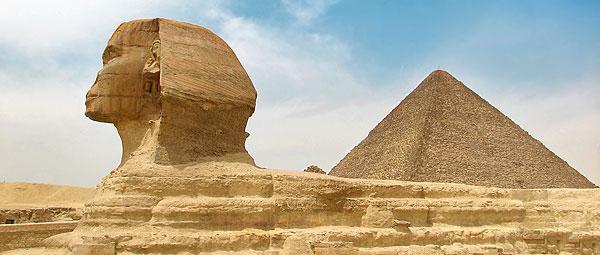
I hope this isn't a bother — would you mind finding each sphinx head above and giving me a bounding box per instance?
[85,20,161,122]
[85,19,257,165]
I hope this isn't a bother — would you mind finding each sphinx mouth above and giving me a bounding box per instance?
[85,95,98,105]
[84,110,113,123]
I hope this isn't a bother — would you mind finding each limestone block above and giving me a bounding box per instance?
[392,206,429,226]
[281,235,314,255]
[564,240,581,253]
[72,243,115,255]
[429,206,525,226]
[313,247,358,255]
[313,241,358,255]
[361,206,394,228]
[481,245,501,255]
[590,210,600,226]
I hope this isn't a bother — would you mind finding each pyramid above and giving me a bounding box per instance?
[330,70,596,188]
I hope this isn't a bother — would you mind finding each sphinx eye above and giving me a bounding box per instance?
[102,46,120,64]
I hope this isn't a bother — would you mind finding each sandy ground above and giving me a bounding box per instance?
[0,182,94,209]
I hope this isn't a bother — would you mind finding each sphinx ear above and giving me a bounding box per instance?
[142,40,161,97]
[143,40,161,75]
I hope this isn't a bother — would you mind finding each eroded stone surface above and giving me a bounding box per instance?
[44,160,599,255]
[85,18,256,166]
[281,235,314,255]
[72,244,114,255]
[0,208,81,224]
[0,222,78,252]
[303,165,326,174]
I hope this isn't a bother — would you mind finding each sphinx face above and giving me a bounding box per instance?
[85,25,158,123]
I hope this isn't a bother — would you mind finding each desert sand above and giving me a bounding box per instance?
[0,183,94,252]
[0,183,94,209]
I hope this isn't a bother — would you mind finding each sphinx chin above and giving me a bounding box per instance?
[84,95,116,123]
[84,110,111,123]
[84,106,124,124]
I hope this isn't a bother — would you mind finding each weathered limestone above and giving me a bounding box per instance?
[0,222,78,252]
[281,235,314,255]
[304,165,326,174]
[46,168,600,254]
[0,207,81,224]
[330,70,596,189]
[3,18,598,255]
[84,18,256,166]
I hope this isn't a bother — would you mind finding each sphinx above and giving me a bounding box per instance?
[84,18,257,166]
[38,19,599,255]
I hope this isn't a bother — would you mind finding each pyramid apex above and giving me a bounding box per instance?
[425,69,458,82]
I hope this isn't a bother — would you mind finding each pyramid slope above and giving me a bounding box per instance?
[330,70,596,189]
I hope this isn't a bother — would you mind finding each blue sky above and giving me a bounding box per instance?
[234,0,600,85]
[0,0,598,186]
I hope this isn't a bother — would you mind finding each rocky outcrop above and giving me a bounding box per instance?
[0,222,78,252]
[304,165,326,174]
[330,70,596,189]
[0,208,82,224]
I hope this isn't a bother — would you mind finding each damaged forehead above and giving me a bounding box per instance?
[108,19,159,47]
[103,18,257,108]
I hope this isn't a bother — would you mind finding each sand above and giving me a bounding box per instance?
[0,182,94,209]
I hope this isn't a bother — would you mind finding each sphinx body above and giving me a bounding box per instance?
[33,19,600,255]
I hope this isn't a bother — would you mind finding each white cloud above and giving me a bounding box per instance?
[0,1,163,56]
[0,77,121,187]
[196,7,418,172]
[489,80,600,186]
[0,0,183,186]
[280,0,338,25]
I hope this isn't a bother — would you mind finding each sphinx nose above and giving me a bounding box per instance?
[93,72,100,85]
[87,77,100,96]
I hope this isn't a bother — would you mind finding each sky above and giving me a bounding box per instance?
[0,0,598,187]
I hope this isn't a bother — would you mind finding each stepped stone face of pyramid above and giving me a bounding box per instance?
[330,70,596,189]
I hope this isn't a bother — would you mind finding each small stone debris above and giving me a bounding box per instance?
[393,220,411,228]
[304,165,326,174]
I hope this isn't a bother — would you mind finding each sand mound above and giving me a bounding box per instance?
[0,182,94,209]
